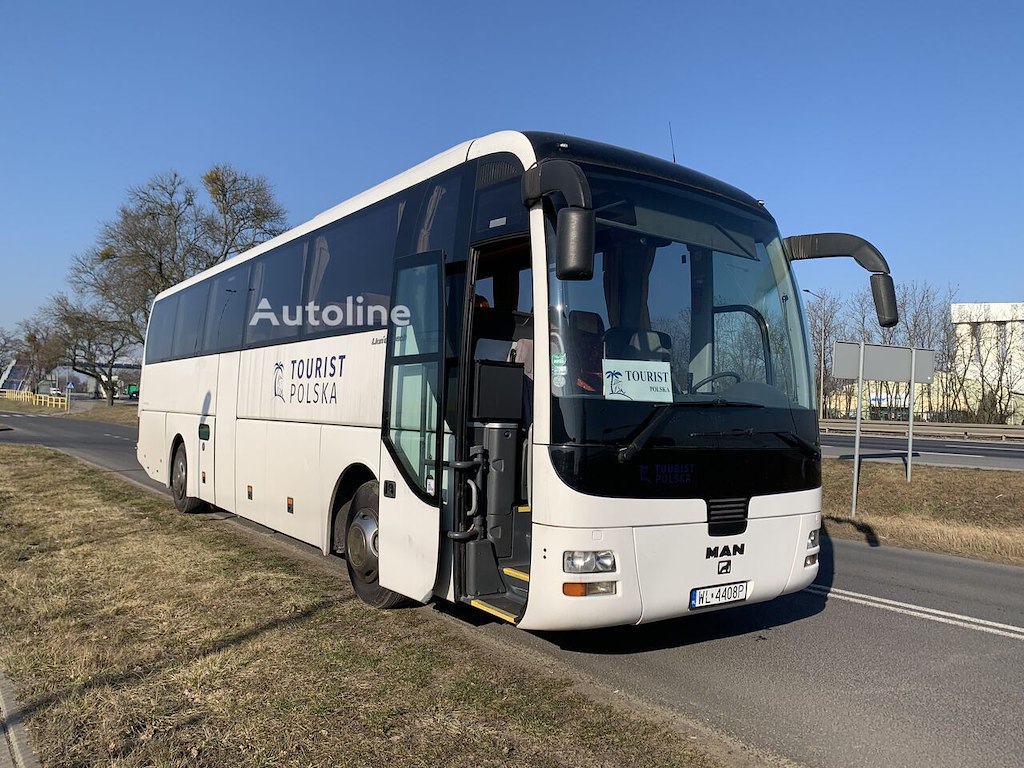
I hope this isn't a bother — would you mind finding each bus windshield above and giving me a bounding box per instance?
[547,166,815,450]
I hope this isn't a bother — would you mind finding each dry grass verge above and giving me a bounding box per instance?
[67,402,139,428]
[0,445,720,768]
[822,459,1024,565]
[1,400,138,428]
[0,400,58,415]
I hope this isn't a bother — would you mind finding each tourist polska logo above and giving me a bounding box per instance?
[250,295,411,405]
[273,354,348,405]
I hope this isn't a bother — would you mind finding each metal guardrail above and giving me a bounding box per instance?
[0,389,69,409]
[820,418,1024,442]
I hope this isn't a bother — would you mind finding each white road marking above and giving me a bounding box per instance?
[807,585,1024,640]
[103,433,132,441]
[920,452,984,458]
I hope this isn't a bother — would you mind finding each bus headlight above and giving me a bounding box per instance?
[563,550,616,573]
[808,529,820,549]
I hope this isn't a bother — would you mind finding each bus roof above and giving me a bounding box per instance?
[153,130,768,303]
[523,131,765,211]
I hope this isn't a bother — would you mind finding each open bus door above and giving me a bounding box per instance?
[377,250,446,602]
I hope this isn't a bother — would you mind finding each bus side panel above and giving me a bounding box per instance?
[214,351,241,513]
[137,408,167,484]
[198,416,215,505]
[318,424,385,554]
[235,419,268,527]
[143,356,219,417]
[236,333,386,427]
[265,421,322,546]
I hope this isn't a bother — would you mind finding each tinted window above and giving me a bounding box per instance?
[414,171,463,258]
[305,198,400,335]
[145,294,179,364]
[473,177,527,240]
[203,264,251,353]
[172,282,210,359]
[245,239,308,347]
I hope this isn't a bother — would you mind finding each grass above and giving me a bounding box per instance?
[0,399,139,427]
[0,444,721,768]
[0,399,56,415]
[822,458,1024,565]
[67,401,139,427]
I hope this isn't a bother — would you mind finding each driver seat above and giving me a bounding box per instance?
[604,327,672,362]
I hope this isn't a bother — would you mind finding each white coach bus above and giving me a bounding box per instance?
[138,132,898,630]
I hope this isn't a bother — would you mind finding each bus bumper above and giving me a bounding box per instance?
[517,505,821,632]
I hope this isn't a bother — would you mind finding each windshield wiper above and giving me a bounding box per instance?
[617,399,764,463]
[688,428,821,460]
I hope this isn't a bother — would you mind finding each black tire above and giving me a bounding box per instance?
[344,481,407,609]
[170,442,203,514]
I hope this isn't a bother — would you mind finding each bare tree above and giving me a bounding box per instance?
[803,289,849,417]
[69,166,286,346]
[0,327,21,366]
[47,295,137,406]
[15,316,63,391]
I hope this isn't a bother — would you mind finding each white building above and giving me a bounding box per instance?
[950,302,1024,422]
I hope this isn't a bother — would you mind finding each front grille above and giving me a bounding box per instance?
[707,497,749,537]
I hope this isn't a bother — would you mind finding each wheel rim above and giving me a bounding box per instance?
[346,508,379,583]
[172,450,186,499]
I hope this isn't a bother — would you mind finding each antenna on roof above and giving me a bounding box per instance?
[668,122,677,163]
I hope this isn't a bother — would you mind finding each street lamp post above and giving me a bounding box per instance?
[803,289,826,420]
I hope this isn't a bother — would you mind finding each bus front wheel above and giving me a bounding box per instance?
[171,442,203,514]
[345,481,407,609]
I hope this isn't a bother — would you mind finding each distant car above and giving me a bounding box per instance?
[49,387,61,396]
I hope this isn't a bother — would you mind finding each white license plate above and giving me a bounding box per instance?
[689,581,749,609]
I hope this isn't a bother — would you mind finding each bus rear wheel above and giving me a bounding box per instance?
[344,481,407,609]
[171,442,203,514]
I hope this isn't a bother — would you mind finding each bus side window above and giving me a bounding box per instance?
[171,282,210,360]
[305,199,400,335]
[245,239,308,347]
[145,294,179,364]
[203,264,250,354]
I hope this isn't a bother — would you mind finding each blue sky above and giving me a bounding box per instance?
[2,1,1021,330]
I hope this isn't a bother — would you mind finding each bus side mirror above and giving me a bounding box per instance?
[784,233,900,328]
[523,159,595,281]
[871,273,899,328]
[556,207,595,280]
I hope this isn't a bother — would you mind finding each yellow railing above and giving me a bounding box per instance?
[0,389,69,409]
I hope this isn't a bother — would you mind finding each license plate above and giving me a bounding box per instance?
[689,581,749,609]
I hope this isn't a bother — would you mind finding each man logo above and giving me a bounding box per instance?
[718,560,732,575]
[706,544,744,559]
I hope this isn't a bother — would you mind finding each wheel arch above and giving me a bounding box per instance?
[328,463,377,554]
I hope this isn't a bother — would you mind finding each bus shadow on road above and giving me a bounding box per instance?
[537,533,837,654]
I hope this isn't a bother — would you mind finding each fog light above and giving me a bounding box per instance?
[808,528,820,549]
[563,581,617,597]
[804,553,818,567]
[563,550,616,573]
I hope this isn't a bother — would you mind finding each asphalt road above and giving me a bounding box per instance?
[821,433,1024,471]
[3,410,1023,767]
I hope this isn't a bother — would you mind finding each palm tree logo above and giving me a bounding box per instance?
[273,362,285,401]
[605,369,629,398]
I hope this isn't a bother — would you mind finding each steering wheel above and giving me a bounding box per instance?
[690,371,741,392]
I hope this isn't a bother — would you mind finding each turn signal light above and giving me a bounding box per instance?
[562,581,617,597]
[804,554,818,567]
